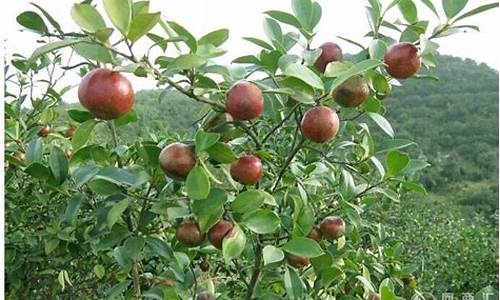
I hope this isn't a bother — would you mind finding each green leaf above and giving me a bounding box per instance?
[206,142,237,164]
[167,21,197,52]
[73,165,101,188]
[26,138,43,165]
[282,237,324,258]
[380,286,397,300]
[263,245,284,265]
[93,265,105,279]
[185,165,210,200]
[375,139,416,154]
[474,286,498,300]
[284,64,324,90]
[97,167,150,187]
[145,237,174,259]
[67,109,93,123]
[28,39,86,64]
[263,18,283,44]
[30,3,62,33]
[132,1,150,16]
[264,10,303,29]
[115,110,139,126]
[386,150,410,177]
[103,0,132,35]
[243,209,280,234]
[284,266,305,299]
[292,0,313,30]
[442,0,468,19]
[62,194,85,223]
[242,37,274,50]
[70,4,106,33]
[169,54,206,70]
[107,281,131,299]
[327,59,384,92]
[17,11,47,33]
[192,188,226,232]
[367,112,394,137]
[399,0,418,24]
[402,159,430,175]
[74,43,115,64]
[45,239,59,255]
[128,12,161,43]
[195,129,220,153]
[310,2,322,30]
[356,275,376,293]
[222,224,246,260]
[368,39,387,60]
[230,190,266,214]
[49,146,69,184]
[454,2,499,22]
[419,0,440,17]
[24,162,50,179]
[199,29,229,46]
[72,119,97,150]
[107,198,132,228]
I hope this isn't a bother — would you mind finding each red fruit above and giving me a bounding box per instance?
[12,152,26,162]
[158,143,196,180]
[65,125,76,138]
[225,81,264,120]
[230,155,263,185]
[308,227,322,243]
[301,106,340,143]
[199,261,210,272]
[176,222,205,247]
[320,216,345,240]
[286,253,310,268]
[333,75,370,107]
[78,68,134,120]
[314,42,343,73]
[38,124,51,137]
[384,42,421,79]
[196,292,216,300]
[208,220,234,249]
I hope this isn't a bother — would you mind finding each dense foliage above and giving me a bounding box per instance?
[4,0,498,300]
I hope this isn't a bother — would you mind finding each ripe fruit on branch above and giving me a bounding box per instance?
[314,42,343,73]
[230,155,263,185]
[301,106,340,143]
[158,143,196,180]
[208,220,234,249]
[78,68,134,120]
[286,253,310,268]
[320,216,345,240]
[176,221,205,247]
[308,227,322,243]
[333,75,370,107]
[199,261,210,272]
[38,124,51,137]
[225,81,264,120]
[196,292,216,300]
[384,42,421,79]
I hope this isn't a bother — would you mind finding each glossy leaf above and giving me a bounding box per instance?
[206,142,237,164]
[72,119,97,150]
[195,129,220,153]
[26,138,43,165]
[282,237,324,257]
[264,10,302,29]
[198,29,229,46]
[398,0,418,24]
[71,4,106,33]
[454,2,499,22]
[49,146,69,184]
[263,245,284,265]
[128,12,161,43]
[243,209,280,234]
[443,0,468,19]
[169,54,206,70]
[107,198,132,228]
[17,11,47,33]
[367,112,394,137]
[222,224,246,260]
[167,21,197,52]
[103,0,132,35]
[386,150,410,177]
[284,64,324,90]
[230,190,266,214]
[185,165,210,200]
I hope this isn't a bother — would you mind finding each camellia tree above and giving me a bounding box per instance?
[5,0,498,299]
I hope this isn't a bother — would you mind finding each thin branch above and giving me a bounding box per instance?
[262,104,300,145]
[234,121,262,149]
[270,137,305,192]
[245,238,263,300]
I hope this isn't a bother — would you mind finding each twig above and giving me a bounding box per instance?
[234,121,262,149]
[262,104,300,145]
[271,138,305,192]
[245,238,263,300]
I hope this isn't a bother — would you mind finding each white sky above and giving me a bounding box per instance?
[1,0,499,101]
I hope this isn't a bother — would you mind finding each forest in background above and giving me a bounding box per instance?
[59,54,499,295]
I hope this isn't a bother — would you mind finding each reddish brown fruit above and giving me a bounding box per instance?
[308,227,322,243]
[230,155,263,185]
[402,276,416,286]
[158,143,196,180]
[199,261,210,272]
[314,42,343,73]
[38,124,51,137]
[225,81,264,120]
[384,42,421,79]
[333,75,370,107]
[78,68,134,120]
[65,125,76,138]
[320,216,346,240]
[12,152,26,162]
[208,220,234,249]
[286,253,310,268]
[196,292,216,300]
[176,222,205,247]
[301,106,340,143]
[373,293,381,300]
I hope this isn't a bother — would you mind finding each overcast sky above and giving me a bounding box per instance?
[2,0,498,100]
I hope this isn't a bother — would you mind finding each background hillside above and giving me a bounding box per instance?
[60,54,499,294]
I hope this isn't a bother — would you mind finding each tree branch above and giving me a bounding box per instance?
[245,238,263,300]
